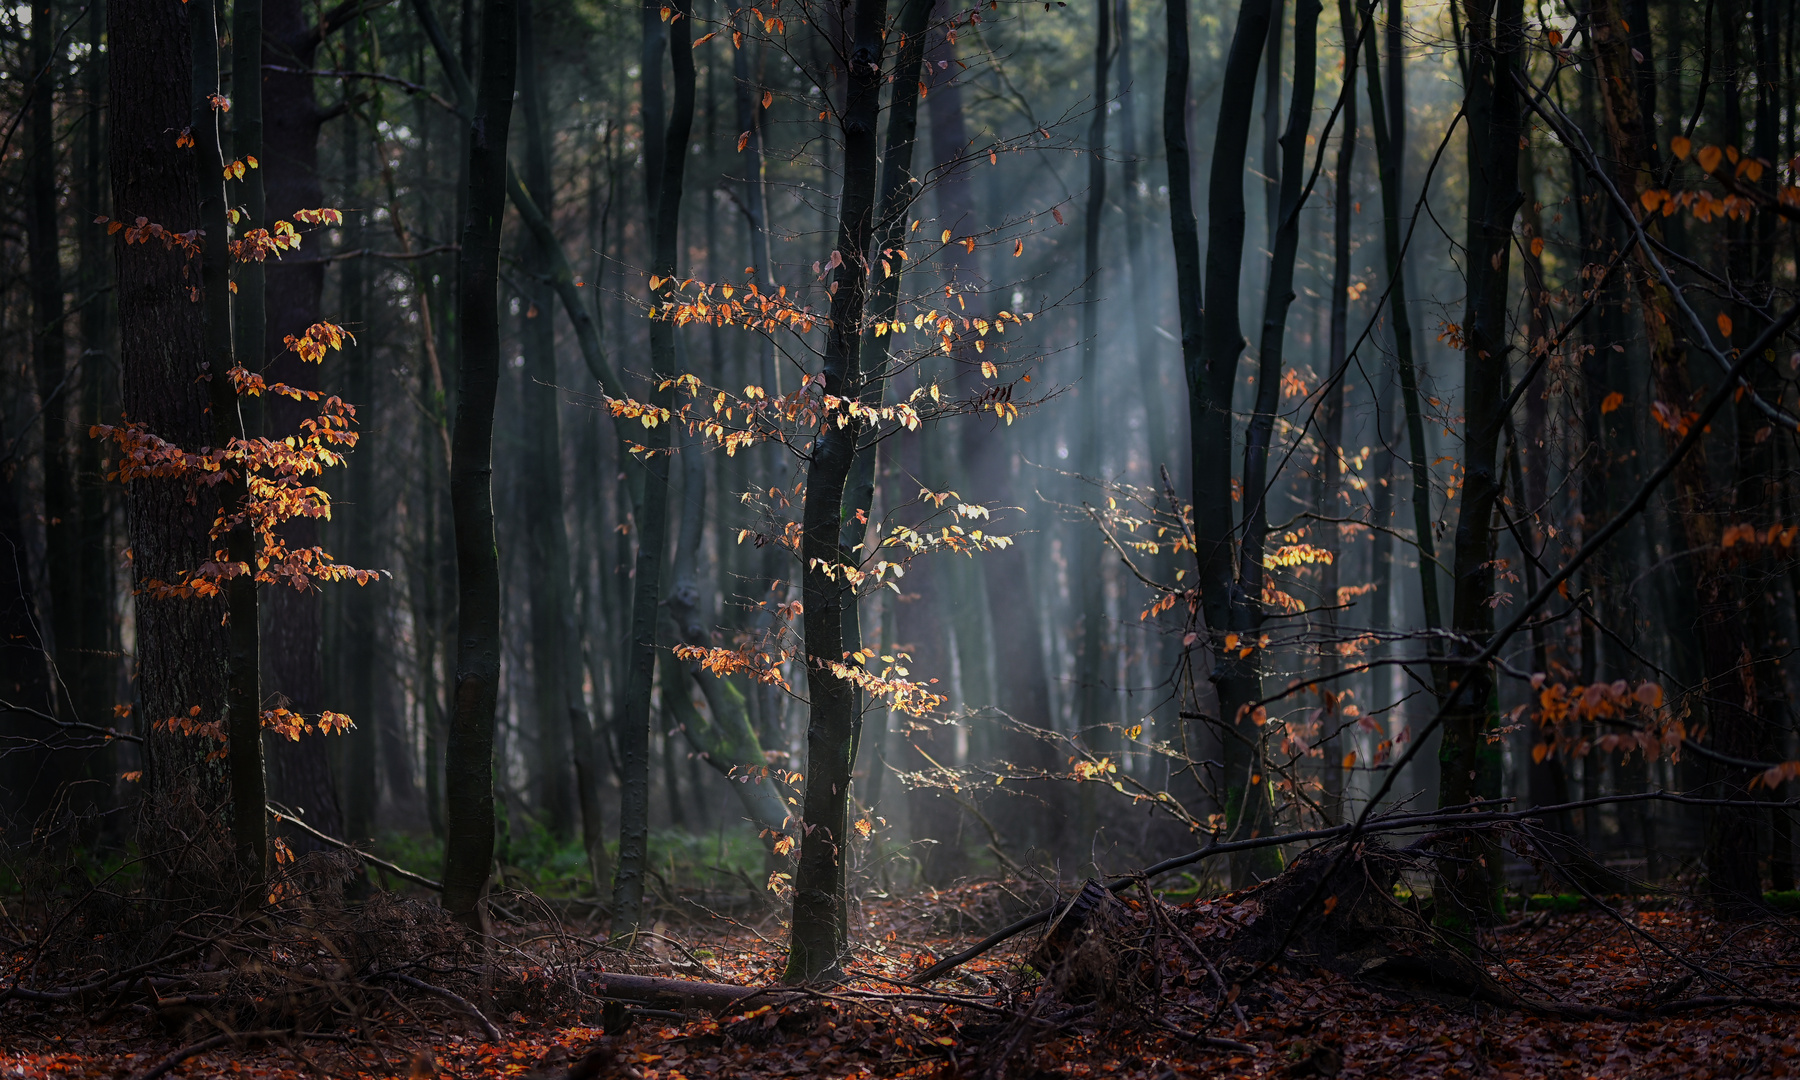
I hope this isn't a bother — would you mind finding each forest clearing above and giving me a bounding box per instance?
[3,0,1800,1071]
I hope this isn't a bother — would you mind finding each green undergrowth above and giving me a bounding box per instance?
[368,824,770,900]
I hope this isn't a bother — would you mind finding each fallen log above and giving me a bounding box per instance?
[585,972,803,1014]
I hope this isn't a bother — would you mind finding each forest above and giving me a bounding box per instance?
[2,0,1800,1073]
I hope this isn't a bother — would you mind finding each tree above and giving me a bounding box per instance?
[441,0,520,930]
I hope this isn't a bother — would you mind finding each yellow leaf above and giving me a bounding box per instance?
[692,30,717,46]
[980,360,997,378]
[941,229,951,243]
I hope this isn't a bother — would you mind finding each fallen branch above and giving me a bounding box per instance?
[373,971,501,1042]
[129,1030,297,1080]
[267,804,443,892]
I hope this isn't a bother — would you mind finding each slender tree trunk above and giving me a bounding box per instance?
[1193,0,1278,885]
[1076,0,1112,796]
[1436,0,1523,928]
[1357,9,1442,646]
[1317,0,1359,815]
[1262,0,1284,249]
[516,0,576,839]
[29,0,76,751]
[441,0,519,930]
[76,0,116,792]
[1240,0,1319,652]
[191,0,266,878]
[338,94,380,842]
[259,0,344,843]
[613,0,694,939]
[787,0,890,981]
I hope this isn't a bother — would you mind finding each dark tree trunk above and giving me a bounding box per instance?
[612,0,693,939]
[1357,8,1441,648]
[1437,0,1524,927]
[259,0,343,844]
[516,0,576,839]
[1193,0,1278,885]
[29,0,77,759]
[192,0,266,879]
[110,0,232,834]
[441,0,519,930]
[1075,0,1112,780]
[787,0,890,981]
[1239,0,1319,660]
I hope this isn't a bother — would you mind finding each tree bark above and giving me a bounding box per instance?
[1436,0,1523,927]
[259,0,344,846]
[110,0,231,827]
[1193,0,1279,885]
[612,0,694,939]
[192,0,267,878]
[441,0,519,930]
[787,0,890,982]
[1075,0,1113,786]
[29,0,77,758]
[1357,2,1442,651]
[516,0,577,839]
[1240,0,1319,660]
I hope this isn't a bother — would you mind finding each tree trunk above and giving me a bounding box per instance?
[517,0,577,839]
[441,0,519,930]
[1239,0,1319,669]
[111,0,231,832]
[1436,0,1523,928]
[1193,0,1279,885]
[1357,8,1442,649]
[787,0,890,981]
[612,0,693,939]
[192,0,266,879]
[1074,0,1113,850]
[259,0,343,845]
[29,0,77,760]
[1317,0,1358,817]
[1586,0,1766,905]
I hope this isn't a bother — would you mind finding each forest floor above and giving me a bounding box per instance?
[4,878,1799,1080]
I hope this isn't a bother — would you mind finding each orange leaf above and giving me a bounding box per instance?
[1341,751,1356,769]
[1671,135,1692,160]
[1052,206,1064,225]
[1529,236,1545,258]
[1639,188,1665,212]
[1013,238,1023,257]
[737,131,750,152]
[1600,391,1624,414]
[1717,312,1734,338]
[1697,144,1723,173]
[762,89,773,109]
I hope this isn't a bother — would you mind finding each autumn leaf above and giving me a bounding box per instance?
[1052,206,1064,225]
[1697,144,1723,173]
[1013,238,1023,257]
[737,131,750,152]
[1671,134,1692,160]
[692,29,717,46]
[1530,236,1545,258]
[1601,391,1624,414]
[1717,312,1734,338]
[761,89,773,109]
